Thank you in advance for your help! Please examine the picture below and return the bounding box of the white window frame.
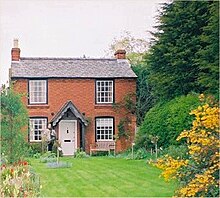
[29,80,47,104]
[96,118,113,141]
[96,80,113,104]
[29,118,47,142]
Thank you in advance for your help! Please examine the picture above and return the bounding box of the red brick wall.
[13,78,136,153]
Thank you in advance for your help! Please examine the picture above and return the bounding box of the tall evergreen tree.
[147,1,217,101]
[196,1,219,97]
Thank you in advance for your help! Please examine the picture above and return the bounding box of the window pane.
[96,118,113,141]
[96,80,113,103]
[29,80,47,104]
[29,118,47,142]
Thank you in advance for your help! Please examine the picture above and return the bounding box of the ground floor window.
[29,118,47,142]
[96,117,113,141]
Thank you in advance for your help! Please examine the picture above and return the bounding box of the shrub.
[161,145,188,160]
[136,93,200,149]
[40,151,56,163]
[153,94,219,197]
[0,161,41,197]
[116,148,154,160]
[41,151,56,158]
[74,149,89,158]
[133,148,149,160]
[90,151,109,156]
[33,153,41,159]
[28,143,42,157]
[1,85,29,163]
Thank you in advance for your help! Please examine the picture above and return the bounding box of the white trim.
[96,80,113,104]
[30,140,42,143]
[96,118,113,141]
[29,118,47,142]
[29,80,47,104]
[96,139,114,142]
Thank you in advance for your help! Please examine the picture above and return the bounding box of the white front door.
[59,120,77,155]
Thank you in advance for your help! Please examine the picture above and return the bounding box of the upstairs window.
[96,80,113,103]
[96,118,114,141]
[29,80,47,104]
[29,118,47,142]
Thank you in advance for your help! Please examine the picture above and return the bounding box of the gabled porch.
[50,100,88,155]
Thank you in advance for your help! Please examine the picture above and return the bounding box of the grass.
[30,157,177,197]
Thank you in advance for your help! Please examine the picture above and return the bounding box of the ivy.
[113,92,136,140]
[117,117,131,139]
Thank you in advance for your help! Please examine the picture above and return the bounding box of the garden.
[1,1,219,197]
[0,86,176,197]
[1,86,219,197]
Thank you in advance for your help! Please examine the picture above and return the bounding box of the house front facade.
[10,40,137,155]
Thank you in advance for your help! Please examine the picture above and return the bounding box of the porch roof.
[50,100,88,127]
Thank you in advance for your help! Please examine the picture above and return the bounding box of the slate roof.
[11,57,137,78]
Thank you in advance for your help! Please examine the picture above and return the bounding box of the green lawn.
[30,157,176,197]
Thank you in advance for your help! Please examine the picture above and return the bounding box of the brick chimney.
[114,49,126,59]
[11,39,20,61]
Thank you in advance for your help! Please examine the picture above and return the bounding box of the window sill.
[94,104,113,109]
[96,140,114,142]
[27,104,50,109]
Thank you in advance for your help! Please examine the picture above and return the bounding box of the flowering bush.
[153,94,219,197]
[0,161,41,197]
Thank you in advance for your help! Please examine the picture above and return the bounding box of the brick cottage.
[10,40,137,155]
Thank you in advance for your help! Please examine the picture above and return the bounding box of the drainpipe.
[81,124,85,151]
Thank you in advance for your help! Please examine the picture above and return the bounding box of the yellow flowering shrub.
[156,156,188,181]
[154,94,219,197]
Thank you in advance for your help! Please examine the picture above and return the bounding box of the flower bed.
[0,161,41,197]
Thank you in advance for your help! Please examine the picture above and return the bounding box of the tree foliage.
[1,85,29,163]
[132,58,154,125]
[147,1,219,101]
[136,94,200,149]
[107,32,154,126]
[195,1,219,97]
[155,94,219,197]
[106,31,149,65]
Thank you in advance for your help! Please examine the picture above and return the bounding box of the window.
[29,118,47,142]
[96,118,113,141]
[29,80,47,104]
[96,80,113,103]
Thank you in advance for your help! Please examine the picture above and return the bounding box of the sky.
[0,0,167,85]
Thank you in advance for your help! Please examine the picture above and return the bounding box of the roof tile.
[11,57,137,78]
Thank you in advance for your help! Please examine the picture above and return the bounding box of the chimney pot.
[14,38,19,48]
[11,39,20,61]
[114,49,126,59]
